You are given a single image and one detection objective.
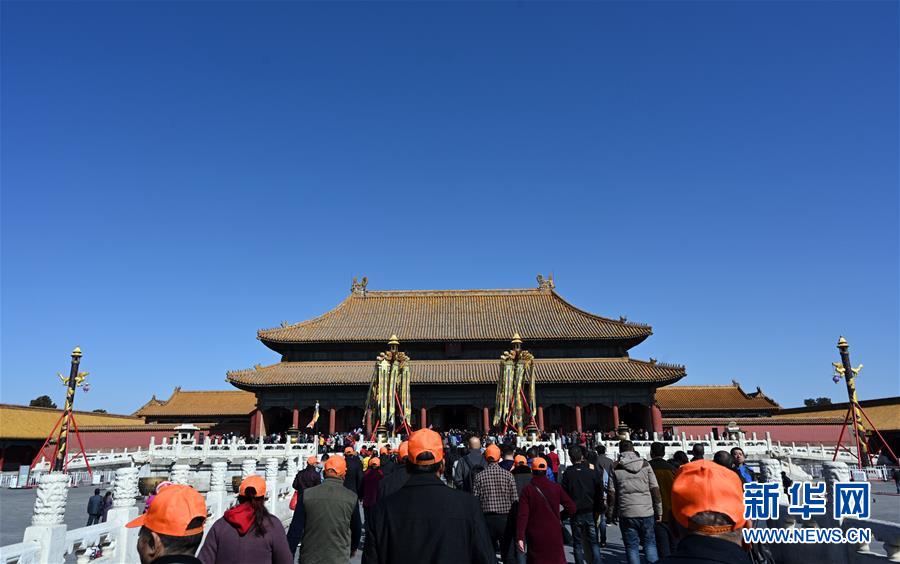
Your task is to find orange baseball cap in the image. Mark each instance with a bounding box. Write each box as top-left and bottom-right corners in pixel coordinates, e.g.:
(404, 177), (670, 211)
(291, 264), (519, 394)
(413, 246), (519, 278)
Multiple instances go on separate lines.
(325, 455), (347, 476)
(531, 457), (547, 471)
(408, 429), (444, 465)
(344, 446), (355, 455)
(398, 441), (409, 461)
(126, 484), (207, 536)
(514, 455), (527, 467)
(306, 455), (318, 465)
(671, 460), (746, 532)
(485, 444), (501, 463)
(379, 445), (390, 455)
(368, 456), (381, 468)
(239, 475), (266, 498)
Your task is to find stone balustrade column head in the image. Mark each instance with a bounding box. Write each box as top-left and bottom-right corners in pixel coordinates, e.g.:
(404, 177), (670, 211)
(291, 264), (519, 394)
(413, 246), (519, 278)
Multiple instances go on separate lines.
(112, 467), (139, 508)
(31, 473), (70, 525)
(241, 458), (258, 479)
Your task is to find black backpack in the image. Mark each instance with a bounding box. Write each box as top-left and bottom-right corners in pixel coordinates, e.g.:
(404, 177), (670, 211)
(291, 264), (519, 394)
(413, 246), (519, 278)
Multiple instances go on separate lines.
(461, 453), (485, 492)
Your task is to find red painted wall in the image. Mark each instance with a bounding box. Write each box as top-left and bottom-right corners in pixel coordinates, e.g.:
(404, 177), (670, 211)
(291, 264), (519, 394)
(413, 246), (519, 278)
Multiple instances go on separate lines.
(672, 424), (845, 445)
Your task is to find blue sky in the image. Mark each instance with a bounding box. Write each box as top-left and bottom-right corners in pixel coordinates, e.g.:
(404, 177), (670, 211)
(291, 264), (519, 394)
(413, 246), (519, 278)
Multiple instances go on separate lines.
(2, 1), (897, 414)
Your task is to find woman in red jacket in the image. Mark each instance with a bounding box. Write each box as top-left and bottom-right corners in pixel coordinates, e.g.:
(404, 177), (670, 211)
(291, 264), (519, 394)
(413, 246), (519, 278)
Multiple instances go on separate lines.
(516, 457), (577, 564)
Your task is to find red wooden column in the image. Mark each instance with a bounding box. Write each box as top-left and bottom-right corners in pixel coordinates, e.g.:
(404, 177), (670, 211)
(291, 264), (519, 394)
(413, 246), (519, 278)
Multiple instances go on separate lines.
(365, 411), (372, 437)
(420, 407), (428, 429)
(651, 404), (663, 435)
(612, 404), (620, 429)
(575, 405), (583, 433)
(291, 408), (299, 429)
(482, 407), (490, 433)
(537, 406), (545, 431)
(328, 407), (337, 435)
(250, 409), (263, 438)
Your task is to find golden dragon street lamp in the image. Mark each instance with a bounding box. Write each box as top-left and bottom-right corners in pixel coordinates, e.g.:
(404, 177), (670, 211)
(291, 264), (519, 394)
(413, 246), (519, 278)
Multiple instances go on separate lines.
(53, 347), (89, 472)
(832, 337), (869, 467)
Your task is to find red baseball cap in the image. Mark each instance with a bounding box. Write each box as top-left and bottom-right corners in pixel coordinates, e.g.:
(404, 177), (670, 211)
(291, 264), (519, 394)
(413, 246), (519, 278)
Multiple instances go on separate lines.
(671, 460), (747, 532)
(126, 485), (207, 536)
(531, 457), (548, 471)
(485, 444), (501, 463)
(408, 429), (444, 465)
(368, 457), (381, 468)
(514, 455), (527, 467)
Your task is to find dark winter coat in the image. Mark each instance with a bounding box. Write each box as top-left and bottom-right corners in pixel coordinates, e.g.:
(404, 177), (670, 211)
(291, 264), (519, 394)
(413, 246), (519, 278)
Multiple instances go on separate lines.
(362, 472), (495, 564)
(87, 494), (104, 516)
(362, 468), (384, 509)
(286, 477), (362, 564)
(658, 534), (753, 564)
(293, 466), (321, 492)
(344, 455), (364, 496)
(516, 476), (577, 564)
(376, 464), (409, 500)
(198, 503), (293, 564)
(560, 461), (601, 515)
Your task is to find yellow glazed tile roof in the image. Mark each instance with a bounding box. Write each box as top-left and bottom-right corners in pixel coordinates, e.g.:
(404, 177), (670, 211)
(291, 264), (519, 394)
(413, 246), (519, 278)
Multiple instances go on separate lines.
(133, 388), (257, 417)
(227, 357), (685, 387)
(0, 404), (143, 440)
(258, 288), (652, 344)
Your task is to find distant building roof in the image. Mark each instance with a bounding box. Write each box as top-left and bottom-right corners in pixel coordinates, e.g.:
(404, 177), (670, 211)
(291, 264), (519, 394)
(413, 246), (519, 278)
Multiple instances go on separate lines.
(775, 397), (900, 431)
(258, 283), (653, 346)
(134, 388), (257, 418)
(228, 357), (685, 387)
(656, 382), (780, 413)
(0, 404), (143, 440)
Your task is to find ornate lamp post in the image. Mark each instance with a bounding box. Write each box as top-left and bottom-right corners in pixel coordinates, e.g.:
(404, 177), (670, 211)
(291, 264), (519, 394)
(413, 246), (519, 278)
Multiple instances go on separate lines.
(832, 336), (869, 467)
(54, 347), (89, 472)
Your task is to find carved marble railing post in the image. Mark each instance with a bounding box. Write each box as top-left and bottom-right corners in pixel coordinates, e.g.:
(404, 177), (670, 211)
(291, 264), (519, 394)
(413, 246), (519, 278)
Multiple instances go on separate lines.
(206, 461), (230, 524)
(265, 458), (279, 512)
(821, 461), (851, 536)
(106, 467), (140, 563)
(241, 458), (257, 479)
(758, 458), (787, 506)
(286, 455), (298, 484)
(169, 463), (190, 485)
(209, 461), (227, 493)
(23, 473), (70, 563)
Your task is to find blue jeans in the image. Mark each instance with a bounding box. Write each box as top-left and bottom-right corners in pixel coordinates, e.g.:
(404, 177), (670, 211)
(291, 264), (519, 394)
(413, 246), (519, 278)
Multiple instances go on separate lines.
(571, 513), (602, 564)
(621, 516), (658, 564)
(597, 513), (607, 543)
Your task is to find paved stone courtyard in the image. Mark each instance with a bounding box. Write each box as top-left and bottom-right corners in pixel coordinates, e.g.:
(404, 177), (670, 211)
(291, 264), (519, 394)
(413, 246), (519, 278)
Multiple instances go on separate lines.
(1, 480), (897, 562)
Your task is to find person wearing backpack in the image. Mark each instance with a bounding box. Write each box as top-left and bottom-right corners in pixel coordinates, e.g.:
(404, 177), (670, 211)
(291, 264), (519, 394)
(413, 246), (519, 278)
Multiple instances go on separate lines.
(454, 435), (487, 492)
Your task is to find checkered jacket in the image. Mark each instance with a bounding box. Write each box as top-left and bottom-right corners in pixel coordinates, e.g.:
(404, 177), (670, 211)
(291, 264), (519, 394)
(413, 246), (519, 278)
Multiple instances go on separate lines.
(473, 462), (518, 514)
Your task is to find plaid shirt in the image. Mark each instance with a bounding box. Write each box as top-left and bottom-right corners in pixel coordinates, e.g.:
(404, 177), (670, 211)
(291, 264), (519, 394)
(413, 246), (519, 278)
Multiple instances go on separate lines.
(473, 463), (518, 514)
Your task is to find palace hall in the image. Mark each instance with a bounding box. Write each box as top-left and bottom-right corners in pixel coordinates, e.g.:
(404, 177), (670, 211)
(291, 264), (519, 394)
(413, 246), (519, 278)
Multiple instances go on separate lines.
(225, 276), (687, 436)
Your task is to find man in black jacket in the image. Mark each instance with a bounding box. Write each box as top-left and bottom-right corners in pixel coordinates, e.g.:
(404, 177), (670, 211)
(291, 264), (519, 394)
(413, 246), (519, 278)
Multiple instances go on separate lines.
(560, 446), (603, 564)
(659, 460), (751, 564)
(292, 456), (321, 492)
(453, 435), (487, 492)
(363, 429), (495, 564)
(87, 488), (104, 526)
(377, 441), (409, 500)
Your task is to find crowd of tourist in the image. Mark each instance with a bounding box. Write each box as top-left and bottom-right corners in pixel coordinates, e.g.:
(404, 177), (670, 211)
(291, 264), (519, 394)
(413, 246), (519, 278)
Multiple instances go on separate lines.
(124, 429), (770, 564)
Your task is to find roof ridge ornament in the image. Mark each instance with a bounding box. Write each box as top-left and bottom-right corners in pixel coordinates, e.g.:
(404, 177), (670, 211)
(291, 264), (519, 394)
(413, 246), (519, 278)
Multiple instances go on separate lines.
(351, 276), (368, 296)
(536, 273), (555, 290)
